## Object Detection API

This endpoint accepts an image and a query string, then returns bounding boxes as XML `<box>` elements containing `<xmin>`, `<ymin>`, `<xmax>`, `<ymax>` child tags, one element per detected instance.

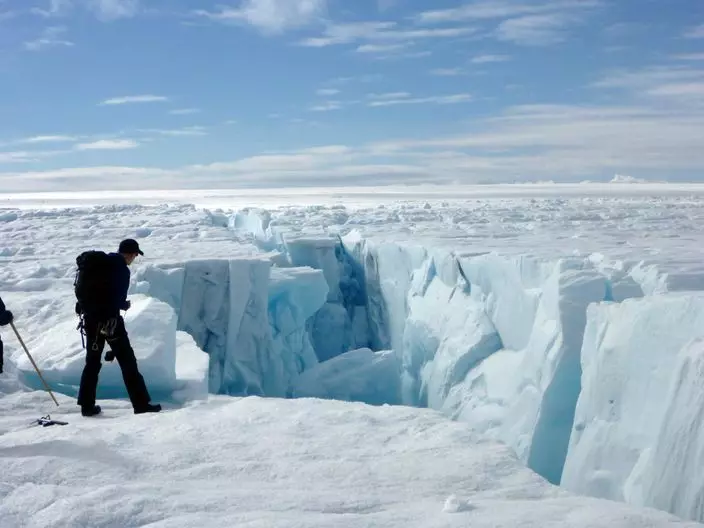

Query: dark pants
<box><xmin>77</xmin><ymin>315</ymin><xmax>151</xmax><ymax>410</ymax></box>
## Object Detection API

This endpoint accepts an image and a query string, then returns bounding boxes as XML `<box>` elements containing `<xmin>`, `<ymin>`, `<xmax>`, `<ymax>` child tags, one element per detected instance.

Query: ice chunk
<box><xmin>439</xmin><ymin>259</ymin><xmax>607</xmax><ymax>485</ymax></box>
<box><xmin>268</xmin><ymin>266</ymin><xmax>329</xmax><ymax>393</ymax></box>
<box><xmin>177</xmin><ymin>259</ymin><xmax>277</xmax><ymax>396</ymax></box>
<box><xmin>562</xmin><ymin>292</ymin><xmax>704</xmax><ymax>515</ymax></box>
<box><xmin>13</xmin><ymin>295</ymin><xmax>180</xmax><ymax>401</ymax></box>
<box><xmin>402</xmin><ymin>253</ymin><xmax>502</xmax><ymax>408</ymax></box>
<box><xmin>292</xmin><ymin>348</ymin><xmax>401</xmax><ymax>406</ymax></box>
<box><xmin>171</xmin><ymin>331</ymin><xmax>210</xmax><ymax>403</ymax></box>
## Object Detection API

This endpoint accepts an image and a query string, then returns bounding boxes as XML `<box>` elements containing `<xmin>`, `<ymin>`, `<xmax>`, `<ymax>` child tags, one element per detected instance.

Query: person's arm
<box><xmin>118</xmin><ymin>268</ymin><xmax>131</xmax><ymax>311</ymax></box>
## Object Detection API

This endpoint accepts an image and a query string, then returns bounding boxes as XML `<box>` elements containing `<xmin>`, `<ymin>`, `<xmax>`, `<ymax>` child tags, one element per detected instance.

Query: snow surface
<box><xmin>3</xmin><ymin>184</ymin><xmax>704</xmax><ymax>525</ymax></box>
<box><xmin>1</xmin><ymin>394</ymin><xmax>696</xmax><ymax>528</ymax></box>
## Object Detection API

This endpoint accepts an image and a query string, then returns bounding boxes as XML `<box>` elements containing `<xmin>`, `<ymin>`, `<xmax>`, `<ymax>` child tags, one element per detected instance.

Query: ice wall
<box><xmin>561</xmin><ymin>294</ymin><xmax>704</xmax><ymax>521</ymax></box>
<box><xmin>228</xmin><ymin>208</ymin><xmax>649</xmax><ymax>487</ymax></box>
<box><xmin>134</xmin><ymin>205</ymin><xmax>704</xmax><ymax>523</ymax></box>
<box><xmin>136</xmin><ymin>257</ymin><xmax>329</xmax><ymax>397</ymax></box>
<box><xmin>341</xmin><ymin>237</ymin><xmax>624</xmax><ymax>485</ymax></box>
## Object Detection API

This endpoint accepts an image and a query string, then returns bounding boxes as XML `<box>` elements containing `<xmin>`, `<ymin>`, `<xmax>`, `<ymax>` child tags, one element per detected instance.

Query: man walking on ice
<box><xmin>75</xmin><ymin>239</ymin><xmax>161</xmax><ymax>417</ymax></box>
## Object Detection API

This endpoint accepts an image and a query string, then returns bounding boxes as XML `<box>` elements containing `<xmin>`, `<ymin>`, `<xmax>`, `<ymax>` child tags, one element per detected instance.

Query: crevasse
<box><xmin>134</xmin><ymin>206</ymin><xmax>704</xmax><ymax>525</ymax></box>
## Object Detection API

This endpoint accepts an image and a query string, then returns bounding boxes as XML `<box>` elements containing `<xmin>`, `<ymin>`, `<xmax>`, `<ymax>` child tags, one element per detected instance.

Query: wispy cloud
<box><xmin>194</xmin><ymin>0</ymin><xmax>326</xmax><ymax>34</ymax></box>
<box><xmin>0</xmin><ymin>147</ymin><xmax>70</xmax><ymax>164</ymax></box>
<box><xmin>594</xmin><ymin>65</ymin><xmax>704</xmax><ymax>104</ymax></box>
<box><xmin>684</xmin><ymin>24</ymin><xmax>704</xmax><ymax>39</ymax></box>
<box><xmin>30</xmin><ymin>0</ymin><xmax>71</xmax><ymax>18</ymax></box>
<box><xmin>430</xmin><ymin>67</ymin><xmax>465</xmax><ymax>76</ymax></box>
<box><xmin>316</xmin><ymin>88</ymin><xmax>340</xmax><ymax>96</ymax></box>
<box><xmin>74</xmin><ymin>139</ymin><xmax>139</xmax><ymax>150</ymax></box>
<box><xmin>496</xmin><ymin>13</ymin><xmax>576</xmax><ymax>45</ymax></box>
<box><xmin>89</xmin><ymin>0</ymin><xmax>140</xmax><ymax>21</ymax></box>
<box><xmin>139</xmin><ymin>126</ymin><xmax>208</xmax><ymax>137</ymax></box>
<box><xmin>299</xmin><ymin>21</ymin><xmax>475</xmax><ymax>48</ymax></box>
<box><xmin>20</xmin><ymin>135</ymin><xmax>76</xmax><ymax>144</ymax></box>
<box><xmin>672</xmin><ymin>53</ymin><xmax>704</xmax><ymax>61</ymax></box>
<box><xmin>31</xmin><ymin>0</ymin><xmax>140</xmax><ymax>21</ymax></box>
<box><xmin>169</xmin><ymin>108</ymin><xmax>201</xmax><ymax>115</ymax></box>
<box><xmin>416</xmin><ymin>0</ymin><xmax>600</xmax><ymax>24</ymax></box>
<box><xmin>309</xmin><ymin>101</ymin><xmax>345</xmax><ymax>112</ymax></box>
<box><xmin>0</xmin><ymin>151</ymin><xmax>35</xmax><ymax>163</ymax></box>
<box><xmin>355</xmin><ymin>42</ymin><xmax>410</xmax><ymax>54</ymax></box>
<box><xmin>471</xmin><ymin>54</ymin><xmax>511</xmax><ymax>63</ymax></box>
<box><xmin>367</xmin><ymin>93</ymin><xmax>473</xmax><ymax>107</ymax></box>
<box><xmin>416</xmin><ymin>1</ymin><xmax>600</xmax><ymax>46</ymax></box>
<box><xmin>99</xmin><ymin>94</ymin><xmax>169</xmax><ymax>105</ymax></box>
<box><xmin>24</xmin><ymin>26</ymin><xmax>74</xmax><ymax>51</ymax></box>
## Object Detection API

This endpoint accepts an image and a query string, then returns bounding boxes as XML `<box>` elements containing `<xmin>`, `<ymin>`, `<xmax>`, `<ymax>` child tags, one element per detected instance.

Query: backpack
<box><xmin>74</xmin><ymin>251</ymin><xmax>114</xmax><ymax>315</ymax></box>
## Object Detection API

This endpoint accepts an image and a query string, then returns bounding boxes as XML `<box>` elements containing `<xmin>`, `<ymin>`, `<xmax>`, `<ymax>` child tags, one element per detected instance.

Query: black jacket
<box><xmin>0</xmin><ymin>296</ymin><xmax>12</xmax><ymax>326</ymax></box>
<box><xmin>105</xmin><ymin>253</ymin><xmax>131</xmax><ymax>316</ymax></box>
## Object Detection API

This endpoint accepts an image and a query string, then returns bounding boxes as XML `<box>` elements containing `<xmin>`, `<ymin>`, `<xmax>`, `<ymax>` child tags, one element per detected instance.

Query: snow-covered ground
<box><xmin>2</xmin><ymin>183</ymin><xmax>704</xmax><ymax>526</ymax></box>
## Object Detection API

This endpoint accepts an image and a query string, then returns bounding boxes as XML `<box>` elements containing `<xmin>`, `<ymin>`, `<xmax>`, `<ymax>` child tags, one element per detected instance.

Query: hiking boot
<box><xmin>134</xmin><ymin>403</ymin><xmax>161</xmax><ymax>415</ymax></box>
<box><xmin>81</xmin><ymin>404</ymin><xmax>102</xmax><ymax>417</ymax></box>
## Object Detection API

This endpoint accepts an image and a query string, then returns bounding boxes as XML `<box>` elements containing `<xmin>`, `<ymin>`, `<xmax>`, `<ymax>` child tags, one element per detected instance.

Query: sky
<box><xmin>0</xmin><ymin>0</ymin><xmax>703</xmax><ymax>192</ymax></box>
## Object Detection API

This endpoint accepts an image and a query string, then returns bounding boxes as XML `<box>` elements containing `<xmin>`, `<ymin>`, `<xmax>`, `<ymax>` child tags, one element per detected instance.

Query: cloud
<box><xmin>24</xmin><ymin>26</ymin><xmax>74</xmax><ymax>51</ymax></box>
<box><xmin>30</xmin><ymin>0</ymin><xmax>72</xmax><ymax>18</ymax></box>
<box><xmin>430</xmin><ymin>67</ymin><xmax>465</xmax><ymax>76</ymax></box>
<box><xmin>139</xmin><ymin>126</ymin><xmax>208</xmax><ymax>136</ymax></box>
<box><xmin>0</xmin><ymin>151</ymin><xmax>35</xmax><ymax>163</ymax></box>
<box><xmin>87</xmin><ymin>0</ymin><xmax>140</xmax><ymax>21</ymax></box>
<box><xmin>684</xmin><ymin>24</ymin><xmax>704</xmax><ymax>39</ymax></box>
<box><xmin>169</xmin><ymin>108</ymin><xmax>201</xmax><ymax>115</ymax></box>
<box><xmin>74</xmin><ymin>139</ymin><xmax>139</xmax><ymax>150</ymax></box>
<box><xmin>309</xmin><ymin>101</ymin><xmax>345</xmax><ymax>112</ymax></box>
<box><xmin>496</xmin><ymin>13</ymin><xmax>577</xmax><ymax>45</ymax></box>
<box><xmin>672</xmin><ymin>53</ymin><xmax>704</xmax><ymax>61</ymax></box>
<box><xmin>194</xmin><ymin>0</ymin><xmax>326</xmax><ymax>34</ymax></box>
<box><xmin>20</xmin><ymin>135</ymin><xmax>77</xmax><ymax>143</ymax></box>
<box><xmin>316</xmin><ymin>88</ymin><xmax>340</xmax><ymax>96</ymax></box>
<box><xmin>471</xmin><ymin>54</ymin><xmax>510</xmax><ymax>63</ymax></box>
<box><xmin>594</xmin><ymin>65</ymin><xmax>704</xmax><ymax>104</ymax></box>
<box><xmin>367</xmin><ymin>93</ymin><xmax>473</xmax><ymax>106</ymax></box>
<box><xmin>355</xmin><ymin>42</ymin><xmax>411</xmax><ymax>53</ymax></box>
<box><xmin>4</xmin><ymin>97</ymin><xmax>704</xmax><ymax>191</ymax></box>
<box><xmin>299</xmin><ymin>21</ymin><xmax>475</xmax><ymax>47</ymax></box>
<box><xmin>31</xmin><ymin>0</ymin><xmax>140</xmax><ymax>20</ymax></box>
<box><xmin>416</xmin><ymin>0</ymin><xmax>600</xmax><ymax>24</ymax></box>
<box><xmin>99</xmin><ymin>94</ymin><xmax>169</xmax><ymax>105</ymax></box>
<box><xmin>0</xmin><ymin>147</ymin><xmax>70</xmax><ymax>164</ymax></box>
<box><xmin>416</xmin><ymin>1</ymin><xmax>601</xmax><ymax>46</ymax></box>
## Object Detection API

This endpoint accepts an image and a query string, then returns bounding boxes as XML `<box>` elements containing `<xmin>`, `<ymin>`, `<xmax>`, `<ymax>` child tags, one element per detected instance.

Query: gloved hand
<box><xmin>0</xmin><ymin>310</ymin><xmax>13</xmax><ymax>326</ymax></box>
<box><xmin>123</xmin><ymin>300</ymin><xmax>131</xmax><ymax>311</ymax></box>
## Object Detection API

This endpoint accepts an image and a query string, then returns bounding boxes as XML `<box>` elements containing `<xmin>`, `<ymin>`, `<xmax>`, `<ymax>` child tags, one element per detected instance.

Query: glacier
<box><xmin>7</xmin><ymin>202</ymin><xmax>704</xmax><ymax>525</ymax></box>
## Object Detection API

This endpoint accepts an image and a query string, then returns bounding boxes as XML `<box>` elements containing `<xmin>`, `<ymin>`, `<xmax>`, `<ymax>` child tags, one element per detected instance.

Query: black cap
<box><xmin>118</xmin><ymin>238</ymin><xmax>144</xmax><ymax>256</ymax></box>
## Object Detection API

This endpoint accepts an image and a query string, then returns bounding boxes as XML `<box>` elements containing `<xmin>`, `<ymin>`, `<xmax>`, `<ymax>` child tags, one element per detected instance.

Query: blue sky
<box><xmin>0</xmin><ymin>0</ymin><xmax>703</xmax><ymax>191</ymax></box>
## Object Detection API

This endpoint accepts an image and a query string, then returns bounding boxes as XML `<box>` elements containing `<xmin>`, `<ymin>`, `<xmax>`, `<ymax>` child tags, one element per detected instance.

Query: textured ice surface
<box><xmin>4</xmin><ymin>190</ymin><xmax>704</xmax><ymax>523</ymax></box>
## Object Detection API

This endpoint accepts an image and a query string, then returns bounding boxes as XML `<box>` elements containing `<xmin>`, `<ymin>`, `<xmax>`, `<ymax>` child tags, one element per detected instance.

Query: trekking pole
<box><xmin>10</xmin><ymin>321</ymin><xmax>60</xmax><ymax>407</ymax></box>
